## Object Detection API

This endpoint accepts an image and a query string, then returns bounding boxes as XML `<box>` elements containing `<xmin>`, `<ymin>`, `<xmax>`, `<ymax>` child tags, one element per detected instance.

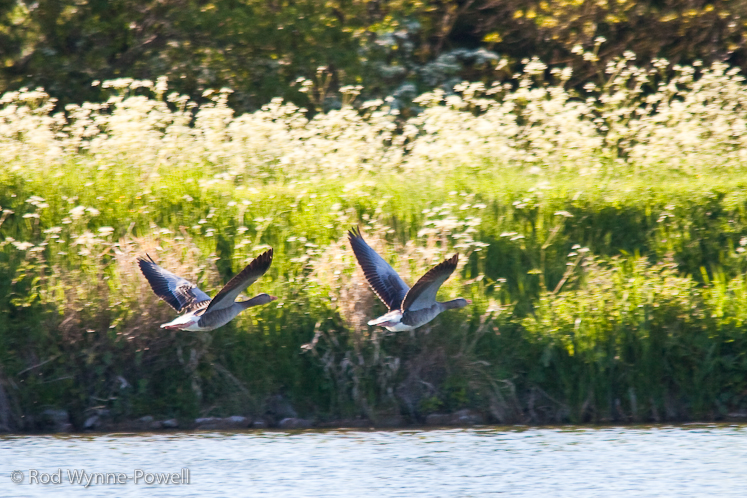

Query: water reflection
<box><xmin>1</xmin><ymin>425</ymin><xmax>746</xmax><ymax>497</ymax></box>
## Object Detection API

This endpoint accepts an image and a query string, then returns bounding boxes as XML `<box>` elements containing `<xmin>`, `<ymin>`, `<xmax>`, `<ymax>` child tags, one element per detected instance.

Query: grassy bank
<box><xmin>2</xmin><ymin>57</ymin><xmax>747</xmax><ymax>429</ymax></box>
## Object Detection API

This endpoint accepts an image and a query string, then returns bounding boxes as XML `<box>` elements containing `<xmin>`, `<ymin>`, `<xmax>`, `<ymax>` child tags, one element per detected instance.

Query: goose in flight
<box><xmin>348</xmin><ymin>227</ymin><xmax>470</xmax><ymax>332</ymax></box>
<box><xmin>137</xmin><ymin>249</ymin><xmax>276</xmax><ymax>331</ymax></box>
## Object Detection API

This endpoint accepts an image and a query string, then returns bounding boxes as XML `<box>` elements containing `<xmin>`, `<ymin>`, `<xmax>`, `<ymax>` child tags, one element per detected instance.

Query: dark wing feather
<box><xmin>205</xmin><ymin>248</ymin><xmax>273</xmax><ymax>313</ymax></box>
<box><xmin>348</xmin><ymin>226</ymin><xmax>409</xmax><ymax>310</ymax></box>
<box><xmin>192</xmin><ymin>301</ymin><xmax>211</xmax><ymax>316</ymax></box>
<box><xmin>137</xmin><ymin>254</ymin><xmax>212</xmax><ymax>313</ymax></box>
<box><xmin>401</xmin><ymin>254</ymin><xmax>458</xmax><ymax>312</ymax></box>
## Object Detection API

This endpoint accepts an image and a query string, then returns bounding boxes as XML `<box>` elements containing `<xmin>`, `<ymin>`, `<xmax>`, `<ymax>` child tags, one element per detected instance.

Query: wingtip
<box><xmin>136</xmin><ymin>254</ymin><xmax>152</xmax><ymax>271</ymax></box>
<box><xmin>254</xmin><ymin>247</ymin><xmax>274</xmax><ymax>265</ymax></box>
<box><xmin>436</xmin><ymin>253</ymin><xmax>459</xmax><ymax>269</ymax></box>
<box><xmin>348</xmin><ymin>225</ymin><xmax>362</xmax><ymax>240</ymax></box>
<box><xmin>244</xmin><ymin>246</ymin><xmax>274</xmax><ymax>275</ymax></box>
<box><xmin>137</xmin><ymin>253</ymin><xmax>157</xmax><ymax>265</ymax></box>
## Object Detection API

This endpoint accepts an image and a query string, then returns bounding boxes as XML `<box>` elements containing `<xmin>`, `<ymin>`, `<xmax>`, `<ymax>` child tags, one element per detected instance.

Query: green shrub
<box><xmin>3</xmin><ymin>58</ymin><xmax>747</xmax><ymax>426</ymax></box>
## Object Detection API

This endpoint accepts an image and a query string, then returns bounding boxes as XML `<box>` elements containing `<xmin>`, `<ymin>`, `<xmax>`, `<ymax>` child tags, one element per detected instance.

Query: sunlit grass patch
<box><xmin>3</xmin><ymin>55</ymin><xmax>747</xmax><ymax>427</ymax></box>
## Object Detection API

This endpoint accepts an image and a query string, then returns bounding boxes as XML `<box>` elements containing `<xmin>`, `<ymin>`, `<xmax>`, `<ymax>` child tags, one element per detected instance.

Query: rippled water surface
<box><xmin>2</xmin><ymin>425</ymin><xmax>746</xmax><ymax>497</ymax></box>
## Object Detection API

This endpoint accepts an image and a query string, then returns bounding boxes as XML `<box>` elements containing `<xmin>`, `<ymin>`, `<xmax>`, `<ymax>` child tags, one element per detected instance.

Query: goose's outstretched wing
<box><xmin>348</xmin><ymin>227</ymin><xmax>409</xmax><ymax>310</ymax></box>
<box><xmin>401</xmin><ymin>254</ymin><xmax>458</xmax><ymax>312</ymax></box>
<box><xmin>137</xmin><ymin>255</ymin><xmax>212</xmax><ymax>313</ymax></box>
<box><xmin>204</xmin><ymin>248</ymin><xmax>274</xmax><ymax>313</ymax></box>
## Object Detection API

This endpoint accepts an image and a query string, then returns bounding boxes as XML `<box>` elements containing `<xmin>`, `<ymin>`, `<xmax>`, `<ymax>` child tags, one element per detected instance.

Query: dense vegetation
<box><xmin>2</xmin><ymin>50</ymin><xmax>747</xmax><ymax>430</ymax></box>
<box><xmin>2</xmin><ymin>1</ymin><xmax>747</xmax><ymax>112</ymax></box>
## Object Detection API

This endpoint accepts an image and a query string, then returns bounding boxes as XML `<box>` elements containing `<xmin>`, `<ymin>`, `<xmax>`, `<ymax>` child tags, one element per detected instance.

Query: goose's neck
<box><xmin>239</xmin><ymin>293</ymin><xmax>276</xmax><ymax>310</ymax></box>
<box><xmin>440</xmin><ymin>298</ymin><xmax>469</xmax><ymax>310</ymax></box>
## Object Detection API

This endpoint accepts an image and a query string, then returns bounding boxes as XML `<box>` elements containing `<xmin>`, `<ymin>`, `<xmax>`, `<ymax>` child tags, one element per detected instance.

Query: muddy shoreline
<box><xmin>3</xmin><ymin>409</ymin><xmax>747</xmax><ymax>436</ymax></box>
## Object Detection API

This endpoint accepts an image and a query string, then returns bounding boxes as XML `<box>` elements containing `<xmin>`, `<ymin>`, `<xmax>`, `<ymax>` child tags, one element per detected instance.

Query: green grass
<box><xmin>2</xmin><ymin>161</ymin><xmax>747</xmax><ymax>428</ymax></box>
<box><xmin>4</xmin><ymin>61</ymin><xmax>747</xmax><ymax>428</ymax></box>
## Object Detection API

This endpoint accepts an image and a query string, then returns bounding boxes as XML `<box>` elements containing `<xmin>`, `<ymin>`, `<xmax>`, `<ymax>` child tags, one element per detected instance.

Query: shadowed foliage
<box><xmin>2</xmin><ymin>1</ymin><xmax>747</xmax><ymax>112</ymax></box>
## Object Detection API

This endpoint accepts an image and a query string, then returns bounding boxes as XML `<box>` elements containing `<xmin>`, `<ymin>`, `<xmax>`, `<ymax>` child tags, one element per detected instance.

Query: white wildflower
<box><xmin>12</xmin><ymin>241</ymin><xmax>34</xmax><ymax>251</ymax></box>
<box><xmin>69</xmin><ymin>206</ymin><xmax>86</xmax><ymax>220</ymax></box>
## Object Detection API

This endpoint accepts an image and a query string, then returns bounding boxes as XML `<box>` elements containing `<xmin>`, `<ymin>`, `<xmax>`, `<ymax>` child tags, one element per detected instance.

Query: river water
<box><xmin>2</xmin><ymin>424</ymin><xmax>745</xmax><ymax>497</ymax></box>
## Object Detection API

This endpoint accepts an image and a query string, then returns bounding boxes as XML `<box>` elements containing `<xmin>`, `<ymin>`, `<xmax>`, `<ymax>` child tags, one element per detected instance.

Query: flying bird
<box><xmin>137</xmin><ymin>249</ymin><xmax>276</xmax><ymax>331</ymax></box>
<box><xmin>348</xmin><ymin>227</ymin><xmax>470</xmax><ymax>332</ymax></box>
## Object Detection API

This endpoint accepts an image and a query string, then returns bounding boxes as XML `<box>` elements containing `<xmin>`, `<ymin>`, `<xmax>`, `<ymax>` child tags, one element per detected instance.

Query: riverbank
<box><xmin>3</xmin><ymin>164</ymin><xmax>747</xmax><ymax>431</ymax></box>
<box><xmin>8</xmin><ymin>410</ymin><xmax>747</xmax><ymax>436</ymax></box>
<box><xmin>3</xmin><ymin>65</ymin><xmax>747</xmax><ymax>431</ymax></box>
<box><xmin>15</xmin><ymin>407</ymin><xmax>487</xmax><ymax>434</ymax></box>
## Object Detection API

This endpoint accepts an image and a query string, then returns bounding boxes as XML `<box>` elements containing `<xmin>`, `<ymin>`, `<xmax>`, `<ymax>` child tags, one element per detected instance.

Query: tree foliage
<box><xmin>1</xmin><ymin>1</ymin><xmax>746</xmax><ymax>113</ymax></box>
